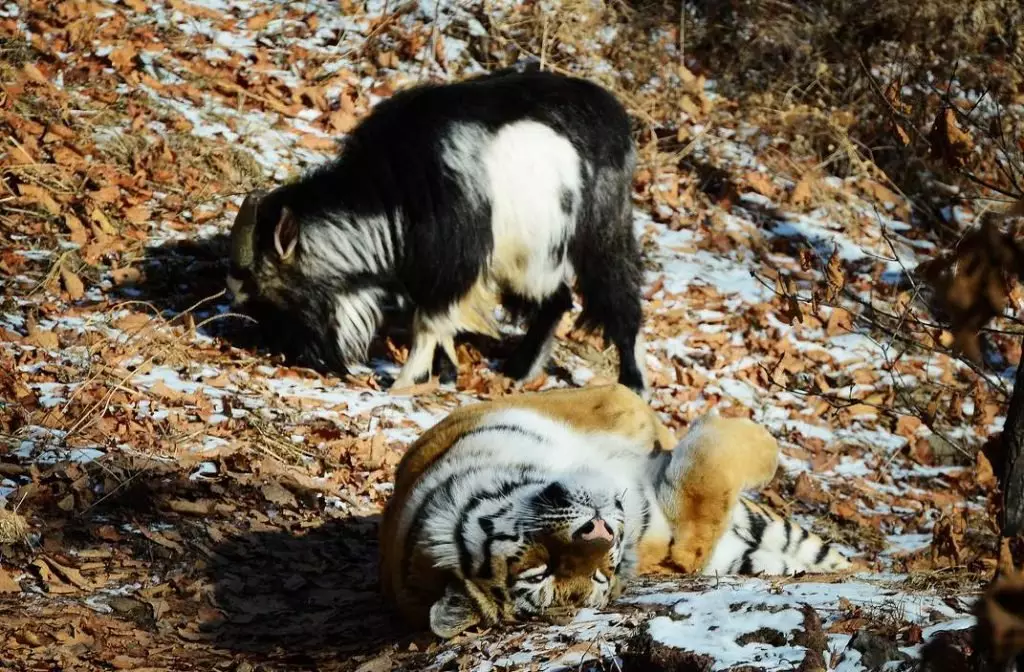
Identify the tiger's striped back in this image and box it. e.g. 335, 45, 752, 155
706, 498, 851, 575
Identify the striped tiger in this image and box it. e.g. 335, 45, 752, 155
379, 384, 850, 638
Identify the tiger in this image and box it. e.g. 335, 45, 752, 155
379, 384, 851, 638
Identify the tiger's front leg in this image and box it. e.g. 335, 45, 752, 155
644, 415, 780, 574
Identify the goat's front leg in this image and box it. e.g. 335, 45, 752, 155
392, 311, 459, 391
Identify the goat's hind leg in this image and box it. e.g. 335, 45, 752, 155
502, 284, 573, 383
572, 225, 647, 394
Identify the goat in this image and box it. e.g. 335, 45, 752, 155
227, 68, 647, 393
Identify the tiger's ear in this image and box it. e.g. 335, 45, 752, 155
429, 583, 480, 639
273, 207, 299, 260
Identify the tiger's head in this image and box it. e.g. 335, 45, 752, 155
429, 472, 629, 638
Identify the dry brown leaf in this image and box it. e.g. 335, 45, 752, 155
825, 307, 853, 336
775, 275, 804, 325
23, 62, 48, 85
793, 472, 827, 503
745, 171, 776, 198
823, 245, 845, 303
329, 109, 357, 134
60, 264, 85, 300
0, 567, 21, 593
124, 205, 151, 225
247, 12, 274, 30
860, 179, 900, 207
261, 481, 297, 508
791, 173, 816, 207
64, 213, 89, 246
113, 313, 155, 332
928, 107, 975, 169
148, 381, 183, 401
298, 134, 338, 151
90, 207, 118, 235
109, 44, 138, 71
19, 183, 61, 216
110, 656, 145, 670
894, 415, 922, 440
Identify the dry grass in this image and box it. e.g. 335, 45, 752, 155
0, 508, 29, 545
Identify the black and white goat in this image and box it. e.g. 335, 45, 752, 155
227, 68, 647, 393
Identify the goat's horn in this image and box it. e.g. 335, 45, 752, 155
231, 189, 266, 269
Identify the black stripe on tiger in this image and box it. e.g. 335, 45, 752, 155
458, 423, 548, 445
814, 541, 833, 565
403, 467, 482, 579
455, 475, 545, 577
477, 509, 519, 580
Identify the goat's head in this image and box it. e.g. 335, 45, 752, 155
226, 186, 391, 373
226, 187, 301, 310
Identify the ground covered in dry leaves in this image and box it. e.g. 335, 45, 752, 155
2, 0, 1022, 670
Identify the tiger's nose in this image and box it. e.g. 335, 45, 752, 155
575, 518, 614, 543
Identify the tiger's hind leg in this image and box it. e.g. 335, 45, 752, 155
644, 415, 779, 574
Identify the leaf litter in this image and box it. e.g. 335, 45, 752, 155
1, 0, 1021, 670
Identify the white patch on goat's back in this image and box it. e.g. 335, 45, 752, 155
442, 120, 581, 301
484, 121, 581, 299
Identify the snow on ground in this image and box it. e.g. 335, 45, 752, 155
0, 0, 1007, 670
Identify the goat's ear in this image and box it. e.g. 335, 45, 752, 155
273, 207, 299, 260
429, 583, 480, 639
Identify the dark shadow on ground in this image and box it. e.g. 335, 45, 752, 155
120, 234, 565, 388
2, 445, 432, 670
205, 516, 427, 665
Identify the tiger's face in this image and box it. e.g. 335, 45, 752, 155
430, 474, 628, 637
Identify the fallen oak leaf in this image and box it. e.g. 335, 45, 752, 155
298, 133, 338, 152
108, 44, 138, 72
928, 107, 975, 169
824, 244, 845, 303
0, 567, 21, 593
60, 264, 85, 300
123, 205, 151, 225
22, 62, 48, 85
64, 213, 89, 246
790, 173, 816, 207
261, 481, 297, 508
18, 183, 61, 216
41, 557, 92, 590
89, 207, 118, 235
745, 171, 777, 198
